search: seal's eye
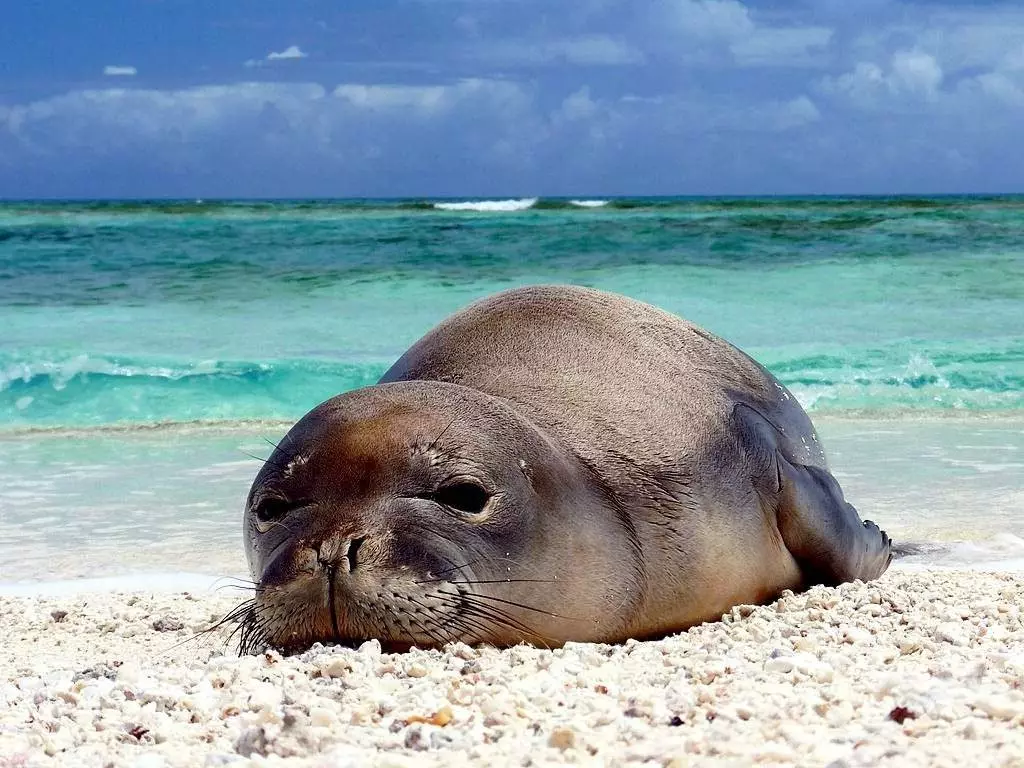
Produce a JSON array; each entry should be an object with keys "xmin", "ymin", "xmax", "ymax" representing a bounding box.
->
[
  {"xmin": 433, "ymin": 481, "xmax": 490, "ymax": 515},
  {"xmin": 253, "ymin": 497, "xmax": 292, "ymax": 525}
]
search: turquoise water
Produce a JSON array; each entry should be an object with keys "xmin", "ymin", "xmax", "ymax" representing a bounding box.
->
[{"xmin": 0, "ymin": 196, "xmax": 1021, "ymax": 585}]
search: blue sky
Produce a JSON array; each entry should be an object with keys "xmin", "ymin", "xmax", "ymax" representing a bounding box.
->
[{"xmin": 1, "ymin": 0, "xmax": 1023, "ymax": 197}]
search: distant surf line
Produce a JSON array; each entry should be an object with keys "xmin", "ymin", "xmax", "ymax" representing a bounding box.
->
[{"xmin": 431, "ymin": 198, "xmax": 610, "ymax": 212}]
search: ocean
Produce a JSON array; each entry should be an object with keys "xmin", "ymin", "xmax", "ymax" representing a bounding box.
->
[{"xmin": 1, "ymin": 196, "xmax": 1022, "ymax": 591}]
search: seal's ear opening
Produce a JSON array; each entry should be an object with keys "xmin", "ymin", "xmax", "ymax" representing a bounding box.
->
[{"xmin": 433, "ymin": 481, "xmax": 490, "ymax": 514}]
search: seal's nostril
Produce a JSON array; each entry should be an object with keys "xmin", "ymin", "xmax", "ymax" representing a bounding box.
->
[
  {"xmin": 347, "ymin": 537, "xmax": 366, "ymax": 572},
  {"xmin": 317, "ymin": 534, "xmax": 343, "ymax": 570}
]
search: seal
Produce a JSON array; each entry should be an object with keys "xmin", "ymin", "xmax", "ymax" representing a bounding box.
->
[{"xmin": 240, "ymin": 285, "xmax": 891, "ymax": 653}]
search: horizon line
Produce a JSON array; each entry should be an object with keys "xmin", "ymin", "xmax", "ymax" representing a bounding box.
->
[{"xmin": 2, "ymin": 192, "xmax": 1023, "ymax": 204}]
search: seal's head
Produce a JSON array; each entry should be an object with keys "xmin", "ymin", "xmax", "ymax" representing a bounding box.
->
[{"xmin": 240, "ymin": 380, "xmax": 640, "ymax": 654}]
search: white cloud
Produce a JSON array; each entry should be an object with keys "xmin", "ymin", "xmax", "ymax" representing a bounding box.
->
[
  {"xmin": 663, "ymin": 0, "xmax": 754, "ymax": 41},
  {"xmin": 604, "ymin": 90, "xmax": 821, "ymax": 135},
  {"xmin": 891, "ymin": 51, "xmax": 943, "ymax": 97},
  {"xmin": 646, "ymin": 0, "xmax": 832, "ymax": 67},
  {"xmin": 267, "ymin": 45, "xmax": 307, "ymax": 61},
  {"xmin": 1, "ymin": 77, "xmax": 561, "ymax": 196},
  {"xmin": 730, "ymin": 27, "xmax": 832, "ymax": 67},
  {"xmin": 971, "ymin": 71, "xmax": 1024, "ymax": 108},
  {"xmin": 822, "ymin": 50, "xmax": 943, "ymax": 107},
  {"xmin": 555, "ymin": 87, "xmax": 598, "ymax": 122},
  {"xmin": 833, "ymin": 6, "xmax": 1024, "ymax": 123},
  {"xmin": 1005, "ymin": 46, "xmax": 1024, "ymax": 72},
  {"xmin": 0, "ymin": 73, "xmax": 823, "ymax": 195},
  {"xmin": 823, "ymin": 62, "xmax": 885, "ymax": 104},
  {"xmin": 103, "ymin": 66, "xmax": 137, "ymax": 77},
  {"xmin": 557, "ymin": 36, "xmax": 643, "ymax": 65},
  {"xmin": 333, "ymin": 84, "xmax": 450, "ymax": 111},
  {"xmin": 333, "ymin": 79, "xmax": 528, "ymax": 117},
  {"xmin": 771, "ymin": 95, "xmax": 821, "ymax": 129},
  {"xmin": 0, "ymin": 79, "xmax": 539, "ymax": 166},
  {"xmin": 245, "ymin": 45, "xmax": 309, "ymax": 68},
  {"xmin": 850, "ymin": 10, "xmax": 1024, "ymax": 74},
  {"xmin": 716, "ymin": 94, "xmax": 821, "ymax": 132},
  {"xmin": 1, "ymin": 83, "xmax": 329, "ymax": 152},
  {"xmin": 472, "ymin": 35, "xmax": 642, "ymax": 66}
]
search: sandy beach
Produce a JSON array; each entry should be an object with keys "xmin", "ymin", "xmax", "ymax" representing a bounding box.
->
[{"xmin": 2, "ymin": 568, "xmax": 1022, "ymax": 767}]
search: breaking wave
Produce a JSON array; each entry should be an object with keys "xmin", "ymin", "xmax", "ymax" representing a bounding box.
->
[
  {"xmin": 432, "ymin": 198, "xmax": 539, "ymax": 212},
  {"xmin": 1, "ymin": 346, "xmax": 1020, "ymax": 430}
]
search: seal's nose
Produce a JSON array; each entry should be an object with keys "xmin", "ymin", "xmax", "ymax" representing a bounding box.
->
[{"xmin": 318, "ymin": 534, "xmax": 367, "ymax": 573}]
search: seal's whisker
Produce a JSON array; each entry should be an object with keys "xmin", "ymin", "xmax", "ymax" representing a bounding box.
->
[
  {"xmin": 435, "ymin": 607, "xmax": 503, "ymax": 644},
  {"xmin": 440, "ymin": 550, "xmax": 549, "ymax": 581},
  {"xmin": 156, "ymin": 628, "xmax": 217, "ymax": 658},
  {"xmin": 236, "ymin": 611, "xmax": 272, "ymax": 655},
  {"xmin": 400, "ymin": 599, "xmax": 448, "ymax": 648},
  {"xmin": 178, "ymin": 599, "xmax": 262, "ymax": 656},
  {"xmin": 203, "ymin": 607, "xmax": 255, "ymax": 639},
  {"xmin": 437, "ymin": 589, "xmax": 580, "ymax": 621},
  {"xmin": 432, "ymin": 591, "xmax": 547, "ymax": 643},
  {"xmin": 240, "ymin": 450, "xmax": 290, "ymax": 471},
  {"xmin": 276, "ymin": 427, "xmax": 301, "ymax": 458},
  {"xmin": 223, "ymin": 620, "xmax": 257, "ymax": 653},
  {"xmin": 441, "ymin": 614, "xmax": 490, "ymax": 644},
  {"xmin": 262, "ymin": 436, "xmax": 289, "ymax": 458},
  {"xmin": 262, "ymin": 435, "xmax": 305, "ymax": 468},
  {"xmin": 211, "ymin": 578, "xmax": 261, "ymax": 594},
  {"xmin": 211, "ymin": 574, "xmax": 259, "ymax": 585},
  {"xmin": 213, "ymin": 598, "xmax": 259, "ymax": 624},
  {"xmin": 426, "ymin": 596, "xmax": 503, "ymax": 640},
  {"xmin": 431, "ymin": 557, "xmax": 481, "ymax": 578},
  {"xmin": 422, "ymin": 578, "xmax": 558, "ymax": 586},
  {"xmin": 459, "ymin": 603, "xmax": 552, "ymax": 648},
  {"xmin": 458, "ymin": 600, "xmax": 541, "ymax": 637},
  {"xmin": 425, "ymin": 415, "xmax": 459, "ymax": 452},
  {"xmin": 212, "ymin": 576, "xmax": 259, "ymax": 587},
  {"xmin": 160, "ymin": 600, "xmax": 260, "ymax": 657},
  {"xmin": 239, "ymin": 618, "xmax": 271, "ymax": 654},
  {"xmin": 207, "ymin": 597, "xmax": 275, "ymax": 654}
]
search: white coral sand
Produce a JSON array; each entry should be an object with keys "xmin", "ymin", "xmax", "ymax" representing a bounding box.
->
[{"xmin": 1, "ymin": 569, "xmax": 1022, "ymax": 767}]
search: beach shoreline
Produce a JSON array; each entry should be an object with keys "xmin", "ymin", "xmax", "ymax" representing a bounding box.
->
[
  {"xmin": 2, "ymin": 568, "xmax": 1022, "ymax": 767},
  {"xmin": 3, "ymin": 414, "xmax": 1021, "ymax": 588}
]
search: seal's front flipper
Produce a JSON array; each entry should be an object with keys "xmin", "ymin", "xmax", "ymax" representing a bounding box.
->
[
  {"xmin": 733, "ymin": 402, "xmax": 891, "ymax": 587},
  {"xmin": 773, "ymin": 455, "xmax": 892, "ymax": 586}
]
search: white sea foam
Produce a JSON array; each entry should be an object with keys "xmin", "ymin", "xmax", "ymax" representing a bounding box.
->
[
  {"xmin": 893, "ymin": 534, "xmax": 1024, "ymax": 573},
  {"xmin": 569, "ymin": 199, "xmax": 609, "ymax": 208},
  {"xmin": 433, "ymin": 198, "xmax": 538, "ymax": 212},
  {"xmin": 0, "ymin": 354, "xmax": 210, "ymax": 391}
]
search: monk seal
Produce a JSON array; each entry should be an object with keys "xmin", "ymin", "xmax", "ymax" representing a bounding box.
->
[{"xmin": 239, "ymin": 285, "xmax": 891, "ymax": 653}]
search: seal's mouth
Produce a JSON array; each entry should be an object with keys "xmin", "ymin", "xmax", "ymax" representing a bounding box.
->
[
  {"xmin": 234, "ymin": 570, "xmax": 471, "ymax": 655},
  {"xmin": 224, "ymin": 541, "xmax": 567, "ymax": 654},
  {"xmin": 219, "ymin": 579, "xmax": 541, "ymax": 654},
  {"xmin": 325, "ymin": 562, "xmax": 341, "ymax": 642}
]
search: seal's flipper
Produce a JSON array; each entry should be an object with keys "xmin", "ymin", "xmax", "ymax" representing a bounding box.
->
[
  {"xmin": 773, "ymin": 455, "xmax": 892, "ymax": 586},
  {"xmin": 733, "ymin": 402, "xmax": 892, "ymax": 587}
]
